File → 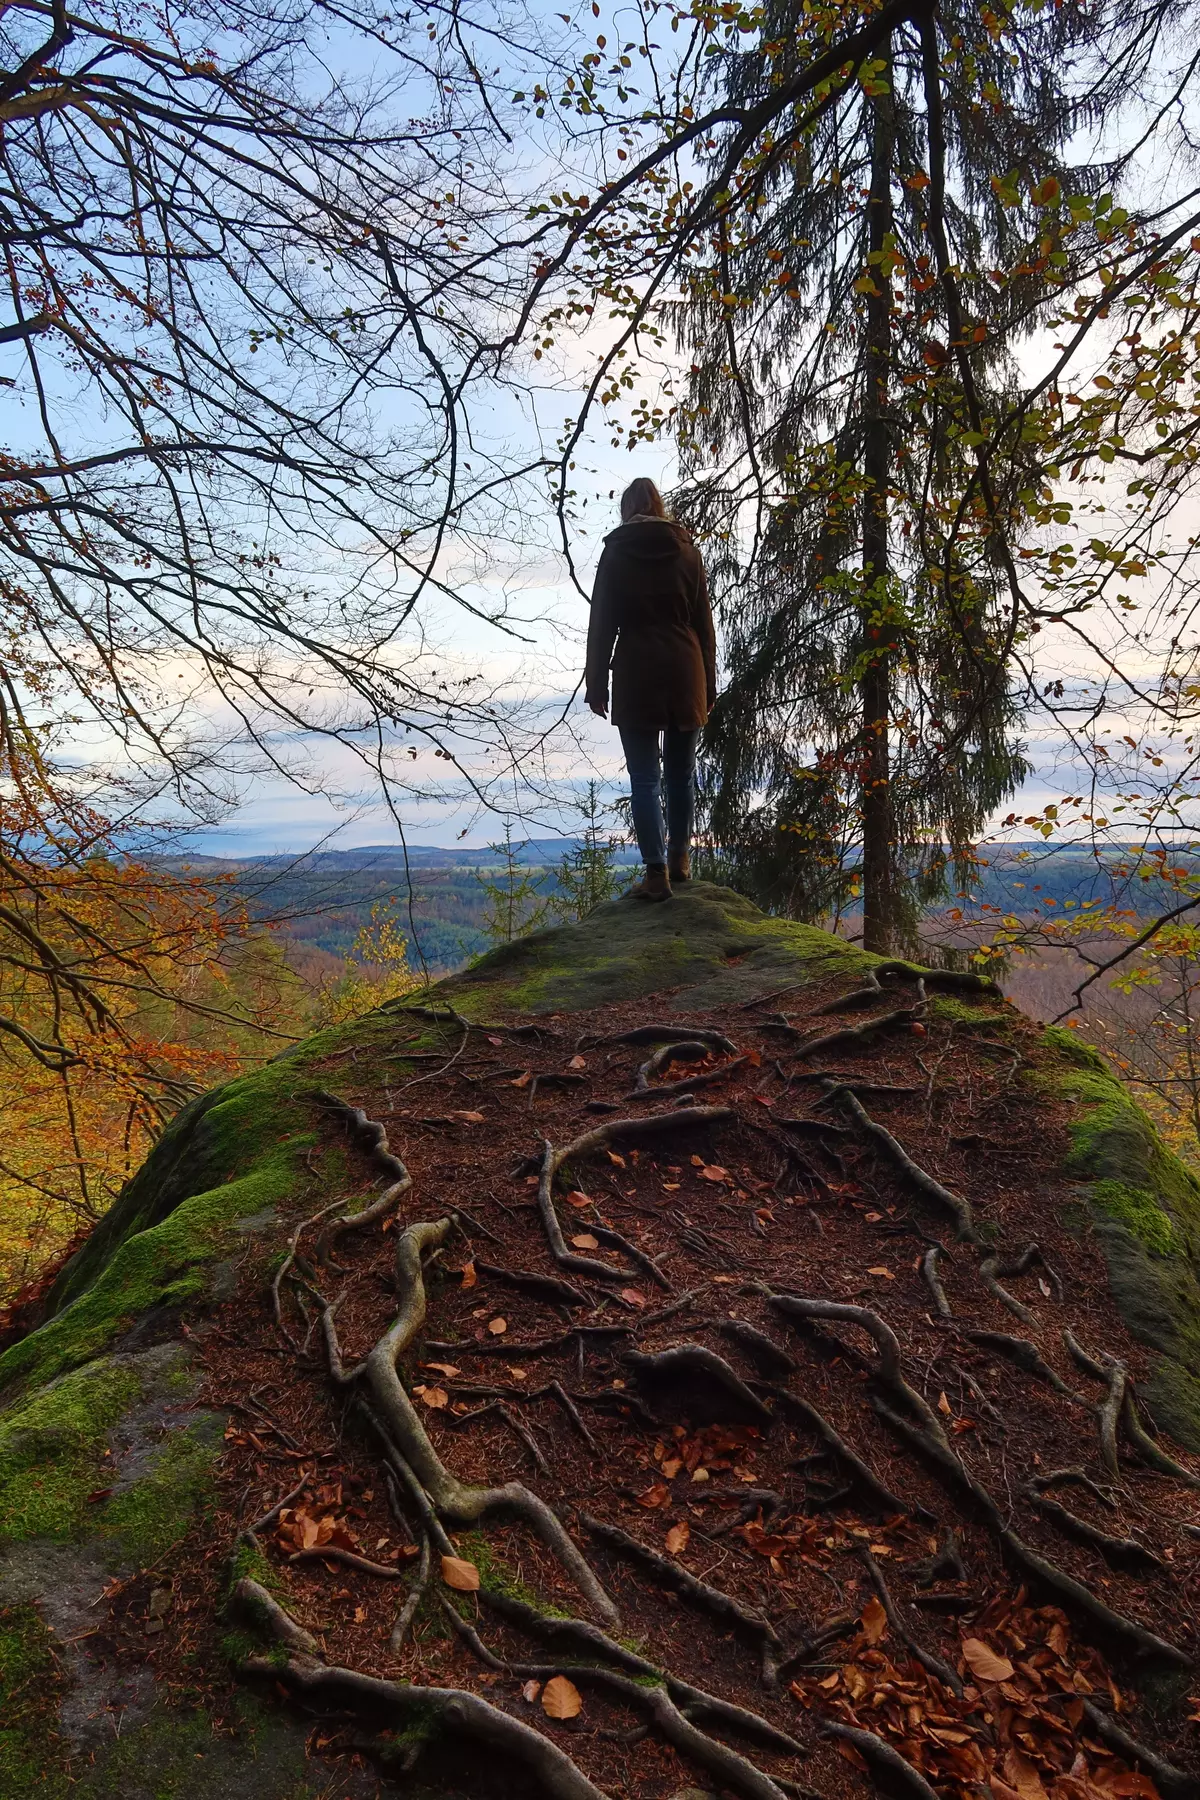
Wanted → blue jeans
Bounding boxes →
[619,726,699,868]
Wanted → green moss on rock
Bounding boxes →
[0,1602,68,1798]
[1040,1025,1200,1449]
[0,1361,138,1545]
[439,880,871,1017]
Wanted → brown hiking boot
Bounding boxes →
[625,863,672,903]
[668,849,691,883]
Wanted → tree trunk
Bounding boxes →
[859,55,896,954]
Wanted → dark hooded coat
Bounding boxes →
[584,518,717,730]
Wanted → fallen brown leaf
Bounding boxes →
[460,1261,477,1289]
[541,1675,582,1720]
[441,1555,480,1592]
[571,1233,599,1249]
[962,1636,1015,1683]
[569,1055,587,1070]
[487,1316,507,1335]
[860,1594,888,1645]
[665,1522,690,1554]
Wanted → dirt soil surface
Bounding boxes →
[70,966,1200,1800]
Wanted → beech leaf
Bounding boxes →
[565,1191,593,1208]
[665,1522,690,1554]
[541,1675,583,1720]
[962,1637,1015,1683]
[522,1679,542,1703]
[487,1316,508,1335]
[460,1261,477,1288]
[569,1055,587,1069]
[571,1233,599,1249]
[860,1594,888,1645]
[440,1555,480,1591]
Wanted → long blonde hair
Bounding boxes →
[620,477,667,522]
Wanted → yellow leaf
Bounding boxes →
[541,1675,583,1719]
[441,1555,480,1591]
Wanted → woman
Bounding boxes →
[585,478,717,901]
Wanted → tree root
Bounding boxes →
[621,1345,774,1425]
[851,1544,963,1695]
[767,1387,926,1521]
[391,1534,432,1650]
[768,1294,953,1452]
[426,1324,633,1359]
[979,1243,1059,1323]
[1063,1333,1128,1478]
[246,1654,611,1800]
[718,1319,798,1377]
[1024,1489,1163,1571]
[477,1590,811,1764]
[820,1085,976,1240]
[1081,1701,1196,1800]
[587,1223,672,1289]
[819,1721,941,1800]
[921,1245,953,1319]
[229,1578,319,1655]
[999,1528,1189,1665]
[318,1213,618,1626]
[1121,1386,1200,1488]
[632,1039,716,1090]
[627,1056,750,1101]
[536,1108,734,1284]
[763,1000,925,1059]
[288,1546,408,1579]
[581,1513,781,1675]
[1028,1467,1117,1507]
[473,1260,590,1309]
[966,1331,1083,1401]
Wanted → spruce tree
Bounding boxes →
[676,0,1113,949]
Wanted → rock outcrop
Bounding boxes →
[2,883,1198,1800]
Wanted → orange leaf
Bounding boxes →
[699,1164,729,1183]
[522,1679,542,1703]
[487,1316,508,1335]
[571,1233,599,1249]
[415,1385,448,1409]
[665,1522,690,1554]
[620,1288,646,1308]
[446,1110,485,1123]
[607,1151,626,1167]
[564,1191,593,1208]
[569,1055,587,1070]
[541,1675,582,1720]
[511,1070,532,1088]
[441,1555,480,1591]
[866,1266,894,1279]
[423,1362,461,1377]
[637,1483,670,1509]
[937,1390,952,1414]
[460,1261,477,1289]
[962,1637,1015,1683]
